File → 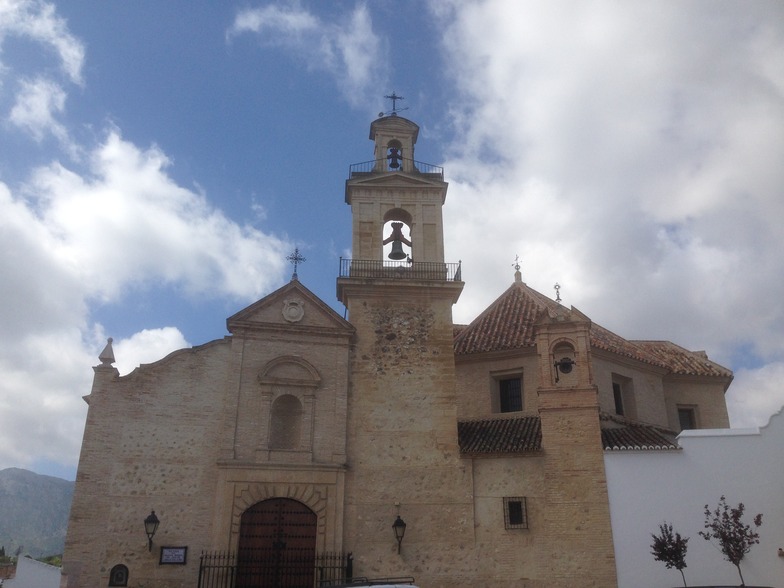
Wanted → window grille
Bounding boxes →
[499,377,522,413]
[503,497,528,529]
[678,406,697,431]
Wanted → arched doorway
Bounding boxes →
[237,498,317,588]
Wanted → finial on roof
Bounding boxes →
[99,337,115,366]
[554,283,562,303]
[513,254,522,283]
[286,247,306,281]
[380,91,409,117]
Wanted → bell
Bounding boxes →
[387,147,401,169]
[388,239,407,260]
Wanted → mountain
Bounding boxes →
[0,468,74,558]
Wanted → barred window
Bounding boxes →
[678,405,697,431]
[499,377,523,412]
[503,496,528,529]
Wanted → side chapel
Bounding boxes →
[62,113,732,588]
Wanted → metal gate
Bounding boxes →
[198,551,352,588]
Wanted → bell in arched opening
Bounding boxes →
[383,221,411,260]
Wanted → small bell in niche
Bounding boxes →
[387,147,402,169]
[554,357,576,383]
[383,221,411,260]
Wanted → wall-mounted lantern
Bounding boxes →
[144,510,160,552]
[392,515,407,554]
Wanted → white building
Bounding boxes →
[605,407,784,587]
[3,556,60,588]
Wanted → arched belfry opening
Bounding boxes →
[386,139,404,170]
[552,340,577,386]
[382,208,413,262]
[370,116,418,174]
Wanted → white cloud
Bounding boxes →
[435,1,784,426]
[229,3,319,36]
[9,76,69,143]
[727,364,784,429]
[112,327,190,377]
[1,1,85,153]
[228,3,387,108]
[0,130,292,473]
[0,0,85,84]
[27,131,290,301]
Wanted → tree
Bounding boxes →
[699,495,763,586]
[651,522,689,587]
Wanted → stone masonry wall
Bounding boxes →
[344,288,476,588]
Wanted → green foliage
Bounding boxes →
[651,522,689,587]
[39,554,62,567]
[699,495,763,586]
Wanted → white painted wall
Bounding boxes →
[605,407,784,588]
[3,556,60,588]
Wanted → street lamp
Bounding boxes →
[144,511,160,552]
[392,515,406,554]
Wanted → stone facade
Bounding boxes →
[62,114,732,588]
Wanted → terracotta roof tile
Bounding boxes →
[453,324,468,339]
[457,413,680,455]
[632,340,733,378]
[454,282,555,355]
[458,416,542,455]
[600,413,680,450]
[453,280,731,379]
[589,323,666,367]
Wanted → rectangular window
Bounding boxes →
[611,375,636,419]
[503,497,528,529]
[612,382,624,416]
[678,406,697,431]
[499,378,523,413]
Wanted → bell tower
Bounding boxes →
[343,115,448,265]
[337,114,472,585]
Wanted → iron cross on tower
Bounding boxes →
[384,91,405,113]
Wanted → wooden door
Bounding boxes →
[237,498,317,588]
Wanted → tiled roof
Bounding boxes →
[453,282,555,354]
[600,413,680,451]
[457,414,680,455]
[589,323,666,367]
[631,340,733,378]
[453,279,731,379]
[458,416,542,455]
[453,324,468,339]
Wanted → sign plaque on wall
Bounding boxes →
[159,546,188,565]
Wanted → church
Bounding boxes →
[62,113,732,588]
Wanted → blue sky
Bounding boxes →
[1,0,783,480]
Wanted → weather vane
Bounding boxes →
[286,247,306,280]
[554,283,562,303]
[512,254,521,272]
[380,91,409,117]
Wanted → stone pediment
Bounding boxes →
[349,171,445,188]
[226,279,354,336]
